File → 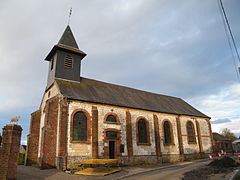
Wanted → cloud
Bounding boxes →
[211,118,231,124]
[191,83,240,136]
[0,0,239,144]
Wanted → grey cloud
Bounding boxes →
[0,0,239,141]
[212,118,231,124]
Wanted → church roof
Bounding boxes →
[45,26,86,61]
[55,78,209,118]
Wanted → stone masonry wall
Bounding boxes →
[65,100,212,166]
[67,102,92,157]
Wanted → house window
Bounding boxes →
[72,111,87,141]
[187,121,196,143]
[137,119,148,144]
[106,115,117,123]
[64,55,73,68]
[163,121,172,144]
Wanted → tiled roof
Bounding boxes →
[213,133,231,141]
[56,78,209,118]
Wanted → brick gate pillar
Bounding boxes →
[0,124,22,180]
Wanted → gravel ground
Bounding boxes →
[183,157,240,180]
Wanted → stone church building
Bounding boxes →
[25,26,213,169]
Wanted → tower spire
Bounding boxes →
[58,25,79,49]
[45,26,86,61]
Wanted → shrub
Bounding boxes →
[18,153,25,165]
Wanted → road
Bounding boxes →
[17,159,210,180]
[121,159,210,180]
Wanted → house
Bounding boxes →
[25,26,213,169]
[212,132,233,153]
[20,145,27,154]
[232,139,240,153]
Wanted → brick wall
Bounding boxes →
[0,124,22,180]
[56,99,68,169]
[176,116,184,155]
[25,110,41,166]
[39,96,59,168]
[153,114,161,158]
[126,111,133,157]
[91,106,98,158]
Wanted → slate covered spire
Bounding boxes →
[58,25,79,49]
[45,25,86,61]
[45,25,87,88]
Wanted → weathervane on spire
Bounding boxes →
[68,7,72,25]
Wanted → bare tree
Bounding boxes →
[220,128,237,141]
[0,133,2,145]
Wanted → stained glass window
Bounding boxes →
[164,121,172,144]
[187,121,196,143]
[72,111,87,141]
[106,115,117,123]
[138,119,148,144]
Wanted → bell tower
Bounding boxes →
[45,26,86,89]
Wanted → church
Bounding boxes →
[25,26,213,169]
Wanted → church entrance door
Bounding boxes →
[109,141,115,159]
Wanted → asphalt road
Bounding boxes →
[121,159,210,180]
[17,159,210,180]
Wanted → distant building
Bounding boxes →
[20,145,26,154]
[25,26,213,169]
[212,133,233,153]
[232,139,240,153]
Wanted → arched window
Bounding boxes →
[72,111,87,141]
[106,115,117,123]
[187,121,196,143]
[137,119,148,144]
[163,121,172,144]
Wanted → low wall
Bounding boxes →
[62,153,209,169]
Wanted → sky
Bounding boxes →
[0,0,239,144]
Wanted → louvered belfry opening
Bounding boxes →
[64,55,73,68]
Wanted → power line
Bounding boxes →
[217,0,240,82]
[219,0,240,64]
